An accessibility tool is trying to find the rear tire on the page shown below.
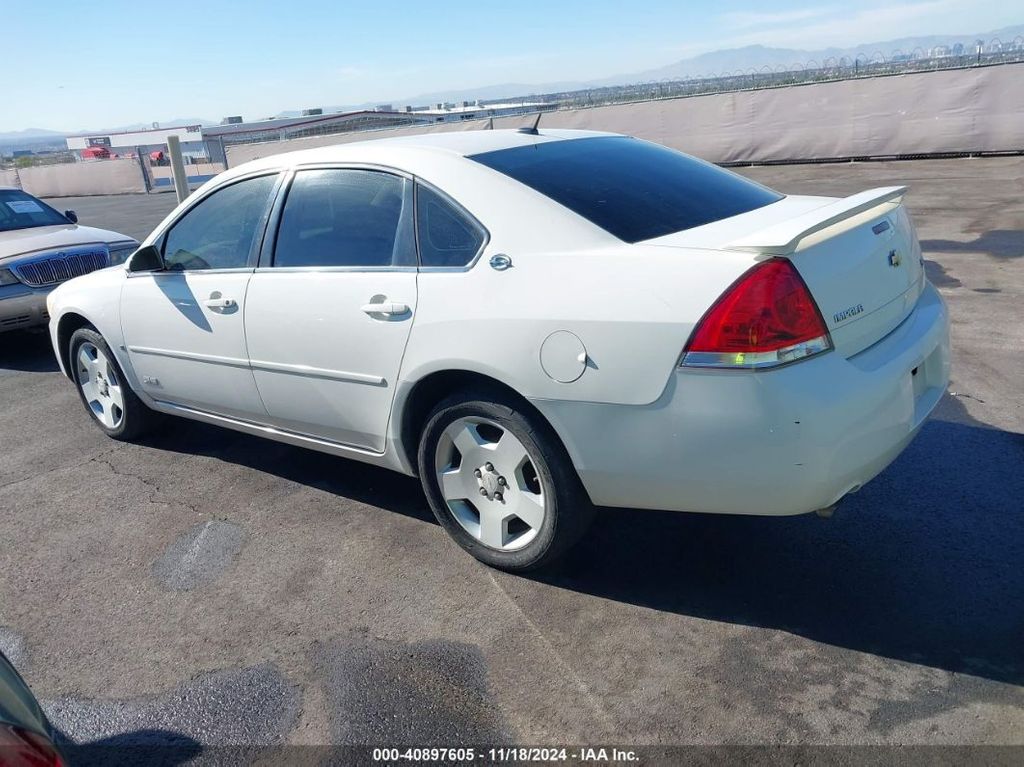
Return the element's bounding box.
[69,326,158,441]
[418,387,594,572]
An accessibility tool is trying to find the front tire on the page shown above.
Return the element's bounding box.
[69,326,157,441]
[418,388,594,572]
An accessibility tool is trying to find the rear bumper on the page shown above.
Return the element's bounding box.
[0,284,51,333]
[532,282,950,516]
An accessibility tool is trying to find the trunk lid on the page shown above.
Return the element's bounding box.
[649,187,925,357]
[727,187,924,357]
[781,199,924,357]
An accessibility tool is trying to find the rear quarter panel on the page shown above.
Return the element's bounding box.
[403,244,755,406]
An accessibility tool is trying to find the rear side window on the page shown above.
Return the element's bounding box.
[416,184,486,267]
[274,169,414,268]
[470,136,783,243]
[163,174,277,271]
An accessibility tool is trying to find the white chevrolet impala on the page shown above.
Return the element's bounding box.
[47,130,950,570]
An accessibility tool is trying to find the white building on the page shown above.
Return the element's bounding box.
[65,125,206,159]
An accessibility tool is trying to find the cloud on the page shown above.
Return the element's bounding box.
[721,7,838,30]
[708,0,977,51]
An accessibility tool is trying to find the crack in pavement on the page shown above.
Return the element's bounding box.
[91,454,203,516]
[0,444,124,493]
[485,570,618,736]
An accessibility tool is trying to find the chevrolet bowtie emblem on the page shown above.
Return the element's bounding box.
[888,249,902,267]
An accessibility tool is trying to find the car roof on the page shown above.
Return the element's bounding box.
[344,128,616,156]
[232,128,620,175]
[151,128,629,253]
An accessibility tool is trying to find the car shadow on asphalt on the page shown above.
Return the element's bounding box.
[535,393,1024,688]
[141,417,436,526]
[7,329,1021,688]
[0,330,59,373]
[60,730,202,766]
[920,229,1024,259]
[153,389,1024,688]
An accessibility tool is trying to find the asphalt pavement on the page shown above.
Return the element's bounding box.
[0,157,1019,757]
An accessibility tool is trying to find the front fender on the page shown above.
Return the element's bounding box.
[47,268,135,386]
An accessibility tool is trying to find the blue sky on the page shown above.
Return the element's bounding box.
[4,0,1020,132]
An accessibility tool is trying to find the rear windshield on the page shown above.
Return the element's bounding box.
[0,189,69,232]
[470,136,783,243]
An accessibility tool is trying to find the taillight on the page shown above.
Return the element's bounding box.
[0,725,63,766]
[681,258,831,369]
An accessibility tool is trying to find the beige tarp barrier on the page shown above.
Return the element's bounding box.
[227,64,1024,167]
[0,169,20,188]
[18,159,146,198]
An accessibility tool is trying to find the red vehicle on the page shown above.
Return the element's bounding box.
[80,146,110,160]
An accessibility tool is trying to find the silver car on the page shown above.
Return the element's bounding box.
[0,188,137,333]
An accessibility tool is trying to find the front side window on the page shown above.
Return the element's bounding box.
[470,136,783,244]
[273,169,414,268]
[163,174,277,271]
[415,184,486,267]
[0,190,69,232]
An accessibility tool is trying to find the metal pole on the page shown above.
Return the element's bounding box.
[167,134,189,203]
[135,146,151,193]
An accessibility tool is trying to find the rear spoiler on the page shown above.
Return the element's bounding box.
[726,186,907,255]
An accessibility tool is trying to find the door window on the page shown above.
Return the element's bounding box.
[415,184,486,267]
[273,169,414,268]
[162,174,278,271]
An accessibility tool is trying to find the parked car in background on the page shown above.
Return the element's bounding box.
[0,651,65,765]
[0,188,137,333]
[46,130,950,571]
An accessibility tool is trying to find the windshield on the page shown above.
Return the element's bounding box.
[0,189,70,232]
[470,136,783,243]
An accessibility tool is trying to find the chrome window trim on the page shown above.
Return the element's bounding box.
[412,177,491,272]
[126,267,255,279]
[131,169,285,276]
[291,161,414,180]
[136,162,493,277]
[149,167,286,243]
[263,164,417,271]
[254,266,418,274]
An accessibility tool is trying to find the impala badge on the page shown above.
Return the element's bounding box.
[888,249,902,267]
[833,304,864,324]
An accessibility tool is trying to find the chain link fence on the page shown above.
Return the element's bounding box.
[500,37,1024,110]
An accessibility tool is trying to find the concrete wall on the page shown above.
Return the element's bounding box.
[18,159,147,197]
[0,169,19,188]
[227,63,1024,167]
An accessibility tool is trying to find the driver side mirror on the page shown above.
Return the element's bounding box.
[126,244,165,273]
[64,210,78,224]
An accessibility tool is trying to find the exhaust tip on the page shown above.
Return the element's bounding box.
[814,484,861,518]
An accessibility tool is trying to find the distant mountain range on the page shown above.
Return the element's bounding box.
[377,23,1024,105]
[4,23,1022,147]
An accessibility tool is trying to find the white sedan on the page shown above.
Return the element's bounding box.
[0,188,138,333]
[47,129,950,571]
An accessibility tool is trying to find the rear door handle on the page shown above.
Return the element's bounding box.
[361,301,409,316]
[203,296,236,309]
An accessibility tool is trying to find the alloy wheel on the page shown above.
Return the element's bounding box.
[434,416,546,551]
[75,342,125,429]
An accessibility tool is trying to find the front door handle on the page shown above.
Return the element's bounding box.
[203,295,236,309]
[361,301,410,316]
